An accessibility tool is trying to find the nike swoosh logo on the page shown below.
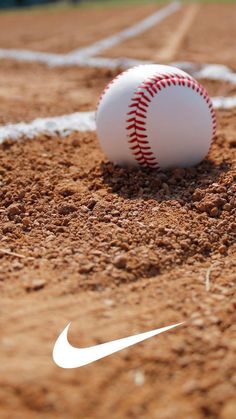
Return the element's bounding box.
[53,321,184,368]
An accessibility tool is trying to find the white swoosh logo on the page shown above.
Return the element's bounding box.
[53,322,184,368]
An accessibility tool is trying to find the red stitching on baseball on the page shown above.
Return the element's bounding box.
[96,66,216,169]
[96,66,143,114]
[126,73,216,168]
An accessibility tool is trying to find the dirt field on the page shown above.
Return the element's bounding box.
[104,4,236,69]
[1,60,236,125]
[0,4,160,53]
[0,2,236,419]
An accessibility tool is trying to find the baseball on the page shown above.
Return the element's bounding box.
[96,64,216,170]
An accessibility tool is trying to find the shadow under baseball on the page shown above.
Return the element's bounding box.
[100,159,231,204]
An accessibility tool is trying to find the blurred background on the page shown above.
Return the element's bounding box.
[0,0,83,9]
[0,0,58,8]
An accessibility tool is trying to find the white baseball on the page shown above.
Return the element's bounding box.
[96,64,216,170]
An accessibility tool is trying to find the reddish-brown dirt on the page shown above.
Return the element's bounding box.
[0,60,236,125]
[102,4,188,61]
[0,3,161,53]
[0,61,117,124]
[0,4,236,419]
[0,110,236,419]
[175,4,236,70]
[104,4,236,69]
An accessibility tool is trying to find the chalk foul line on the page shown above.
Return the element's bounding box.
[68,1,181,59]
[0,1,235,87]
[0,112,95,144]
[1,92,236,143]
[0,2,181,67]
[212,95,236,110]
[0,50,236,86]
[0,1,235,145]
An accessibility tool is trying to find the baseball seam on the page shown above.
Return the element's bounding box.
[96,67,139,115]
[126,73,217,168]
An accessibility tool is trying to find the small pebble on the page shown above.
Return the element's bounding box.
[24,279,46,292]
[133,370,145,386]
[113,255,127,269]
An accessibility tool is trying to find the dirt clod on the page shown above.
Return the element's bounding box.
[23,278,46,292]
[113,255,128,269]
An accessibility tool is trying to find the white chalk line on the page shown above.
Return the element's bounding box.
[0,0,235,89]
[0,112,95,144]
[1,92,236,144]
[1,47,236,87]
[212,95,236,110]
[0,2,181,67]
[0,1,235,144]
[1,45,236,86]
[68,1,181,59]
